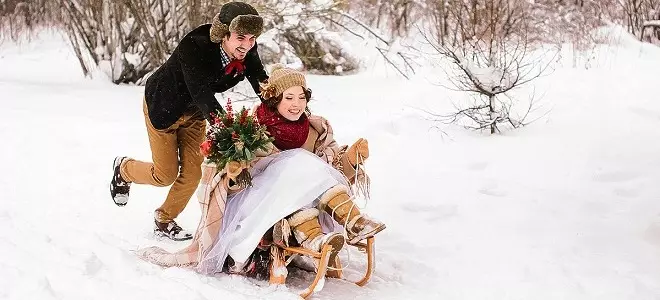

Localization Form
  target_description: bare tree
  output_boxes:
[343,0,425,38]
[424,0,555,134]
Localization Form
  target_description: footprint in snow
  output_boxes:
[644,220,660,248]
[478,183,507,197]
[613,187,639,198]
[466,161,489,171]
[592,171,640,183]
[629,107,660,121]
[84,252,104,276]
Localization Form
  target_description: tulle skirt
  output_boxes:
[196,148,349,275]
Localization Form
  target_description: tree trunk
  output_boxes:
[489,94,496,134]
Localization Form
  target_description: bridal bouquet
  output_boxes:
[200,98,273,187]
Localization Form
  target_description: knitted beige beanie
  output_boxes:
[260,64,307,99]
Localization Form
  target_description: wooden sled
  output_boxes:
[268,237,376,299]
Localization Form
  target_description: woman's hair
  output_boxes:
[262,87,313,115]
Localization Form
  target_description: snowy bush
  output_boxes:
[424,0,556,134]
[620,0,660,39]
[59,0,203,84]
[642,20,660,43]
[256,0,359,75]
[54,0,361,83]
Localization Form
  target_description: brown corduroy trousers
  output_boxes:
[120,100,206,223]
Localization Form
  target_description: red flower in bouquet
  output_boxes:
[200,139,213,157]
[240,109,249,125]
[225,98,234,127]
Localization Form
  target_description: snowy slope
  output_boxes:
[2,27,660,299]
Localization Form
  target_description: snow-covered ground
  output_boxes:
[3,27,660,300]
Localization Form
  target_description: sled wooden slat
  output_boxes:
[351,240,368,249]
[283,246,322,259]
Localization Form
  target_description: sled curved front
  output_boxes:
[350,237,375,286]
[269,244,335,299]
[299,244,333,299]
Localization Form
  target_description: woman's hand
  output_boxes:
[225,160,250,191]
[346,138,369,167]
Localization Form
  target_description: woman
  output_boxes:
[137,65,385,277]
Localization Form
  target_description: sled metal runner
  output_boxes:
[269,237,376,299]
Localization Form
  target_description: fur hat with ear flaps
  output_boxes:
[210,2,264,43]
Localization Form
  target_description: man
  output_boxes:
[109,2,269,241]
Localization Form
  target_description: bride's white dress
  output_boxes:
[196,148,350,274]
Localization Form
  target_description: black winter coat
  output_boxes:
[144,24,268,129]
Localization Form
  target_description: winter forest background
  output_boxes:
[2,0,659,133]
[3,0,659,83]
[0,0,660,133]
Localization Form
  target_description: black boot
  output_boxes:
[110,156,131,206]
